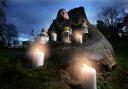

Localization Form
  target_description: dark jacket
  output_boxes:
[48,19,70,41]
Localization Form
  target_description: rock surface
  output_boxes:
[48,7,116,84]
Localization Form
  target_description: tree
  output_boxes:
[30,29,39,42]
[0,23,7,46]
[97,7,118,26]
[0,0,18,48]
[96,20,105,29]
[6,24,18,47]
[0,9,6,22]
[0,0,7,47]
[123,15,128,25]
[0,23,18,47]
[0,0,6,23]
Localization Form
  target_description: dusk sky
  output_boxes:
[5,0,128,41]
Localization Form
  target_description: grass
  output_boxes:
[96,38,128,89]
[0,39,128,89]
[0,48,71,89]
[0,58,70,89]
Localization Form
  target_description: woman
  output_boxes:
[48,8,70,41]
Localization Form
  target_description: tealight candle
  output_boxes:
[81,64,97,89]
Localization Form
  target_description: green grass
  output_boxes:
[0,42,128,89]
[0,48,70,89]
[96,47,128,89]
[0,59,70,89]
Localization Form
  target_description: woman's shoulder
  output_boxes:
[52,19,57,23]
[51,19,58,26]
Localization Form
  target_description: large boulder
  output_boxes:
[48,7,116,84]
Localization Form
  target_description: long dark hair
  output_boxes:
[56,8,66,20]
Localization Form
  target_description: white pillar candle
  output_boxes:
[51,33,57,41]
[33,49,44,67]
[81,64,97,89]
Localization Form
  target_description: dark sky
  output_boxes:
[5,0,128,41]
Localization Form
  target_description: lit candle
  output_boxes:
[82,22,88,34]
[33,49,44,67]
[74,32,83,43]
[81,22,89,43]
[38,31,49,44]
[62,27,71,43]
[51,32,57,41]
[62,31,71,43]
[63,31,71,43]
[81,64,97,89]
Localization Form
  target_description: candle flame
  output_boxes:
[34,48,43,54]
[81,64,96,73]
[73,30,82,43]
[74,31,82,39]
[35,48,40,53]
[34,48,44,58]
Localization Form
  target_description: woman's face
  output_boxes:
[60,10,68,19]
